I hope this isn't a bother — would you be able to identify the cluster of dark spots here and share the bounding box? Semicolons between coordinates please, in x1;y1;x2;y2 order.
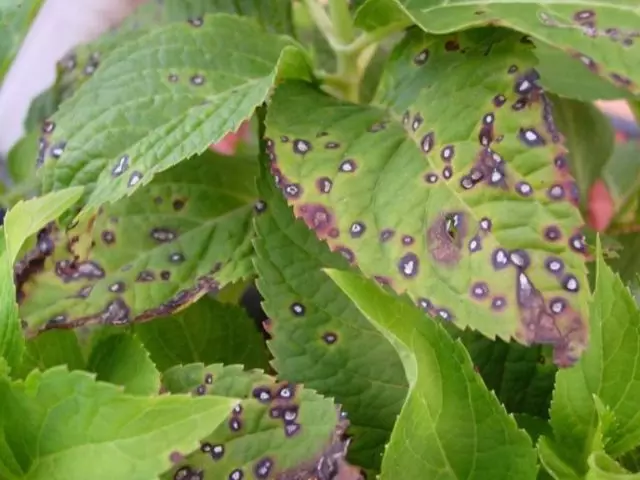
379;229;395;242
168;73;179;82
398;252;419;278
187;17;203;27
254;458;274;479
290;302;305;316
316;176;333;194
466;147;506;190
112;154;129;177
151;227;177;243
201;442;224;460
427;212;466;266
323;332;338;344
413;48;430;65
296;204;334;238
349;221;365;238
190;74;205;86
101;230;115;244
173;466;203;480
293;139;311;155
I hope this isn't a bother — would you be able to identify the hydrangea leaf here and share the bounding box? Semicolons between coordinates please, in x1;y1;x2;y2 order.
161;363;347;480
0;366;236;480
539;238;640;478
12;330;85;380
87;332;160;395
326;269;538;479
0;188;84;372
265;29;589;366
134;296;270;372
0;0;43;82
254;168;407;472
17;150;258;336
38;13;311;214
355;0;640;95
587;452;638;480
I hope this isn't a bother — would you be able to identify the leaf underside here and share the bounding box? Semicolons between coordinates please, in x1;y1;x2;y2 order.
161;363;346;480
265;29;589;366
17;151;258;336
355;0;640;95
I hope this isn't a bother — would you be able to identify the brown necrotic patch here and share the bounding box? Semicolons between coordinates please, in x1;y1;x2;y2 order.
295;204;335;239
427;212;466;266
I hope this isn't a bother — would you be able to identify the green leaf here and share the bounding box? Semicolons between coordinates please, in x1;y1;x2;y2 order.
161;363;344;479
40;13;310;214
12;330;84;379
254;168;407;472
18;150;258;334
6;129;38;188
265;29;589;365
549;94;615;207
0;366;236;479
87;331;160;395
354;0;640;95
0;0;43;83
540;238;640;477
0;188;84;372
135;296;269;372
326;269;538;479
608;233;640;287
602;142;640;218
587;452;640;479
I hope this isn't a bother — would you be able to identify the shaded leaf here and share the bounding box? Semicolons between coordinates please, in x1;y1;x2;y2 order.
0;0;43;83
602;142;640;218
355;0;640;95
12;329;84;380
39;13;310;214
0;366;236;479
18;151;258;335
161;363;345;480
135;296;269;372
540;239;640;477
87;331;160;395
265;29;589;365
254;167;407;472
327;269;538;479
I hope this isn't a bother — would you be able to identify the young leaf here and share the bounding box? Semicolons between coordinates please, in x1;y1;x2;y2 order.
0;188;84;371
0;0;43;82
539;238;640;477
0;366;236;479
587;452;639;480
17;151;257;335
355;0;640;95
161;363;346;479
265;29;589;366
87;331;160;395
254;169;407;472
12;329;84;379
326;269;538;479
39;13;310;214
135;296;270;372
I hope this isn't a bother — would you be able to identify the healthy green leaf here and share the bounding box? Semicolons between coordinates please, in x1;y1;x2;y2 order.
87;331;160;395
254;167;407;472
0;188;84;372
587;452;640;479
135;296;269;372
549;94;615;207
540;238;640;478
161;363;345;479
18;151;258;335
6;129;38;188
12;329;84;380
265;29;589;365
0;366;236;479
355;0;640;95
39;13;310;214
0;0;43;83
326;269;538;479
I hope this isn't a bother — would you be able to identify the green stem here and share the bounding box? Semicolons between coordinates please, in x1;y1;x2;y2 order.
327;0;359;102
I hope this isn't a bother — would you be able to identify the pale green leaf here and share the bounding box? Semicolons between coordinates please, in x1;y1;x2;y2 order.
0;366;236;479
587;452;640;479
327;269;538;479
0;0;43;83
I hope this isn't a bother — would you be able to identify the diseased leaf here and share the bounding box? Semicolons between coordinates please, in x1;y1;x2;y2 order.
549;94;615;207
0;366;236;480
254;167;407;472
161;363;346;480
87;332;160;395
355;0;640;95
327;269;538;479
265;29;589;365
0;0;43;83
539;238;640;478
18;151;258;335
39;13;310;214
12;330;84;380
135;296;269;372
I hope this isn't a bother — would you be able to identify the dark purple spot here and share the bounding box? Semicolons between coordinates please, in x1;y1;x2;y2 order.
424;172;439;184
468;236;481;253
100;230;115;244
547;185;565;200
229;469;244;480
512;98;528;111
509;250;530;269
336;246;355;264
417;297;432;312
173;199;185;210
42;120;55;134
576;53;598;72
402;235;414;246
562;274;580;292
493;94;506;107
75;285;93;298
514;72;538;95
323;332;338;344
269;407;282;418
492;248;509;269
519;128;545;147
174;466;196;480
479;218;492;232
229;418;242;432
151;227;177;243
254;458;274;479
411;114;423;132
127;171;143;187
293;139;311;155
298;204;334;236
252;387;271;403
545;257;564;275
569;233;586;253
544;226;562;241
339;159;356;173
188;17;203;27
554;154;567;170
573;10;595;22
380;229;395;242
414;48;430;65
460;175;474;190
421;132;435;153
442;166;453;180
280;135;289;143
492;296;506;310
190;74;205;85
478;125;493;146
277;384;294;399
610;73;632;87
569;182;580;205
204;373;213;384
284;423;301;437
328;227;339;238
398;252;419;278
195;384;206;395
160;270;171;280
483;113;495;125
437;309;453;321
283;183;302;198
316;177;333;194
516;181;533;197
550;297;566;314
349;221;365;238
290;302;305;316
441;145;455;162
471;282;489;299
